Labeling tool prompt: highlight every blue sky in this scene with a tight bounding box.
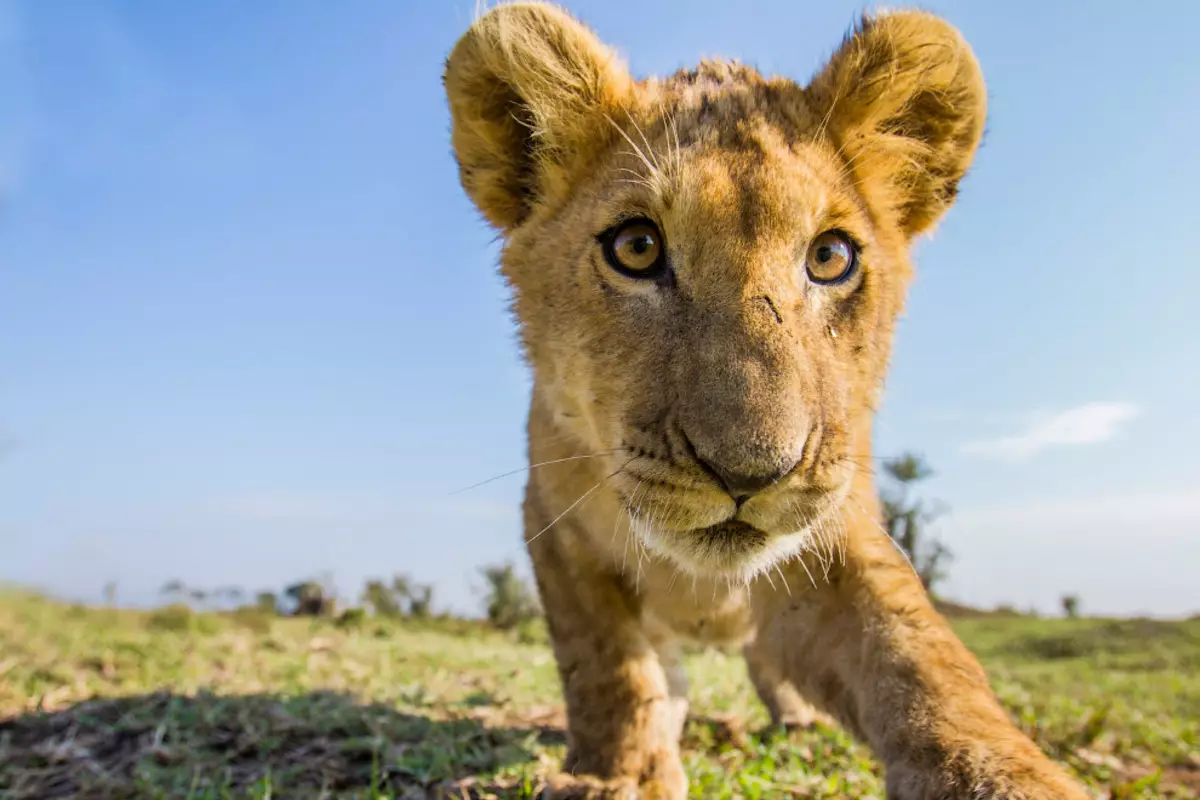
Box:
[2,0,1198,617]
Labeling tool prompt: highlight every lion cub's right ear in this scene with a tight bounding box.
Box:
[443,3,633,231]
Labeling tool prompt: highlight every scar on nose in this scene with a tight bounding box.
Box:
[752,295,783,325]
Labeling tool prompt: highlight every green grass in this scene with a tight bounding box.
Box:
[1,591,1196,799]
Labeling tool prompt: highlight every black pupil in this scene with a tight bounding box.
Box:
[631,235,652,254]
[817,245,834,263]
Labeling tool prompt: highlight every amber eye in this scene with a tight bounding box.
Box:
[805,230,858,285]
[602,218,666,278]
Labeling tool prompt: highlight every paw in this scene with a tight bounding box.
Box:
[540,774,640,800]
[540,774,683,800]
[885,755,1091,800]
[541,755,687,800]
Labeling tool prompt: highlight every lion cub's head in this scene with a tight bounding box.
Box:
[444,3,985,580]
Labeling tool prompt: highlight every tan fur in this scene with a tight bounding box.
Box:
[444,5,1089,797]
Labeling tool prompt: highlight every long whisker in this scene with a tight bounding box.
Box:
[624,107,661,171]
[856,499,920,580]
[773,563,792,597]
[603,113,660,184]
[526,459,633,545]
[795,551,818,590]
[450,450,622,495]
[614,478,644,549]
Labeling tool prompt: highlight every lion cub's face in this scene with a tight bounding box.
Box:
[445,4,984,580]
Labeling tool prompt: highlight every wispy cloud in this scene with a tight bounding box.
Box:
[961,402,1140,461]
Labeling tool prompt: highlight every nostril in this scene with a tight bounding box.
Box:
[676,427,796,501]
[709,465,791,500]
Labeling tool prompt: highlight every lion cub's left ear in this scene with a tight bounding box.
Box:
[807,11,987,238]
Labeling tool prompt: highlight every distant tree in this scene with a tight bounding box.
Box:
[361,575,435,618]
[1061,594,1081,619]
[214,586,245,607]
[407,584,434,618]
[188,588,209,608]
[362,579,403,617]
[255,591,279,615]
[284,580,335,617]
[160,579,187,600]
[102,581,118,607]
[880,453,953,592]
[480,562,540,630]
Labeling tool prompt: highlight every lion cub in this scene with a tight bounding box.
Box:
[444,4,1088,798]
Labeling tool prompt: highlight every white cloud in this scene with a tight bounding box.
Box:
[960,402,1140,461]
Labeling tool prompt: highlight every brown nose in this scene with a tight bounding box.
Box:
[698,457,795,501]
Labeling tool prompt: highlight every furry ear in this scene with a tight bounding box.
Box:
[807,11,986,237]
[443,3,633,230]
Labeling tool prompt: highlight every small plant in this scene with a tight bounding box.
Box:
[479,562,541,631]
[1061,594,1081,619]
[880,453,953,592]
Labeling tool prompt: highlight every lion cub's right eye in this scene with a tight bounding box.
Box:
[600,218,666,279]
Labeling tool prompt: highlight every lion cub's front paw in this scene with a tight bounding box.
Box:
[885,752,1090,800]
[541,754,687,800]
[540,773,683,800]
[540,774,640,800]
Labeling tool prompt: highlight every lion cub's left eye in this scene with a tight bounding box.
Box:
[601,218,666,279]
[805,230,858,285]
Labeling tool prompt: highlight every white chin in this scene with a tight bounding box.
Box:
[631,517,812,584]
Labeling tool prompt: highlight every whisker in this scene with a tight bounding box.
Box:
[451,449,623,495]
[796,552,818,590]
[614,478,644,549]
[624,107,661,172]
[622,479,650,575]
[525,459,632,545]
[773,563,792,597]
[603,113,660,182]
[855,499,920,581]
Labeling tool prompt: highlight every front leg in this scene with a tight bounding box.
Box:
[743,638,824,730]
[526,493,687,800]
[753,504,1089,800]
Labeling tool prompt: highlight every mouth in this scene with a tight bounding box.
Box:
[691,519,769,554]
[620,472,854,582]
[629,511,815,582]
[611,442,857,582]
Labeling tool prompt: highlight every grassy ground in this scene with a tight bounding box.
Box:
[1,590,1196,799]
